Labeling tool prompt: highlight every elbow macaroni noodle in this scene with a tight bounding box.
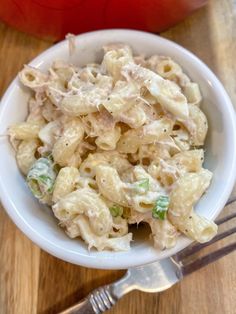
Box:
[8,44,217,251]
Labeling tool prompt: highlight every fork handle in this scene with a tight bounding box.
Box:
[58,284,118,314]
[59,298,94,314]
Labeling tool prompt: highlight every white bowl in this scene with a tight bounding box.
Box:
[0,29,236,269]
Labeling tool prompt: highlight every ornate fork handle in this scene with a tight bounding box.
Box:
[59,285,118,314]
[60,270,135,314]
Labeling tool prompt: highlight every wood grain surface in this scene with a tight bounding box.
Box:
[0,0,236,313]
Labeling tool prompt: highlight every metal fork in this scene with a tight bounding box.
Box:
[59,199,236,314]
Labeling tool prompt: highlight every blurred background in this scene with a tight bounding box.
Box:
[0,0,207,41]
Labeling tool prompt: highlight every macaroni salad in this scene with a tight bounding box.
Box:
[8,44,218,251]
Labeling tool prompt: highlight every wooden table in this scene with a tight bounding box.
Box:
[0,0,236,313]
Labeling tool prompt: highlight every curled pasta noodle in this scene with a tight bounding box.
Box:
[103,80,139,116]
[63,219,81,238]
[52,118,84,166]
[133,165,162,191]
[51,60,75,85]
[116,103,147,129]
[95,126,121,150]
[171,149,204,173]
[152,149,204,187]
[19,65,48,90]
[52,167,79,203]
[179,105,208,147]
[78,64,101,84]
[109,216,129,238]
[79,151,131,178]
[183,82,202,106]
[171,123,190,151]
[46,85,64,107]
[149,219,178,250]
[93,74,113,92]
[79,153,107,177]
[151,159,179,187]
[117,117,174,153]
[76,176,98,191]
[75,140,96,162]
[75,215,132,251]
[146,55,170,72]
[96,164,129,206]
[8,121,44,141]
[137,143,171,166]
[139,116,173,141]
[108,153,132,173]
[116,169,135,185]
[16,139,39,175]
[66,147,82,168]
[53,188,113,236]
[131,193,159,213]
[48,72,67,93]
[139,102,162,122]
[122,62,189,119]
[154,135,181,156]
[38,120,61,153]
[168,170,217,242]
[186,104,208,146]
[60,74,113,116]
[147,55,191,88]
[81,109,115,137]
[154,59,182,81]
[130,166,166,213]
[121,166,163,213]
[41,99,62,122]
[101,45,133,82]
[60,94,100,116]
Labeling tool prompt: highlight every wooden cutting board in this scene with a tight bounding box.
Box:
[0,0,236,313]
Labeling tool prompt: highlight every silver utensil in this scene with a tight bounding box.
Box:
[59,198,236,314]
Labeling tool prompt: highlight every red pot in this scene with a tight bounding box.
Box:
[0,0,207,41]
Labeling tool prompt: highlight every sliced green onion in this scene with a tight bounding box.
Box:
[135,178,149,193]
[109,205,123,217]
[27,157,57,200]
[152,195,170,220]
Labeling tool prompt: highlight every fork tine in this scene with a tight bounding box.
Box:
[226,195,236,206]
[215,212,236,225]
[181,242,236,276]
[175,226,236,260]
